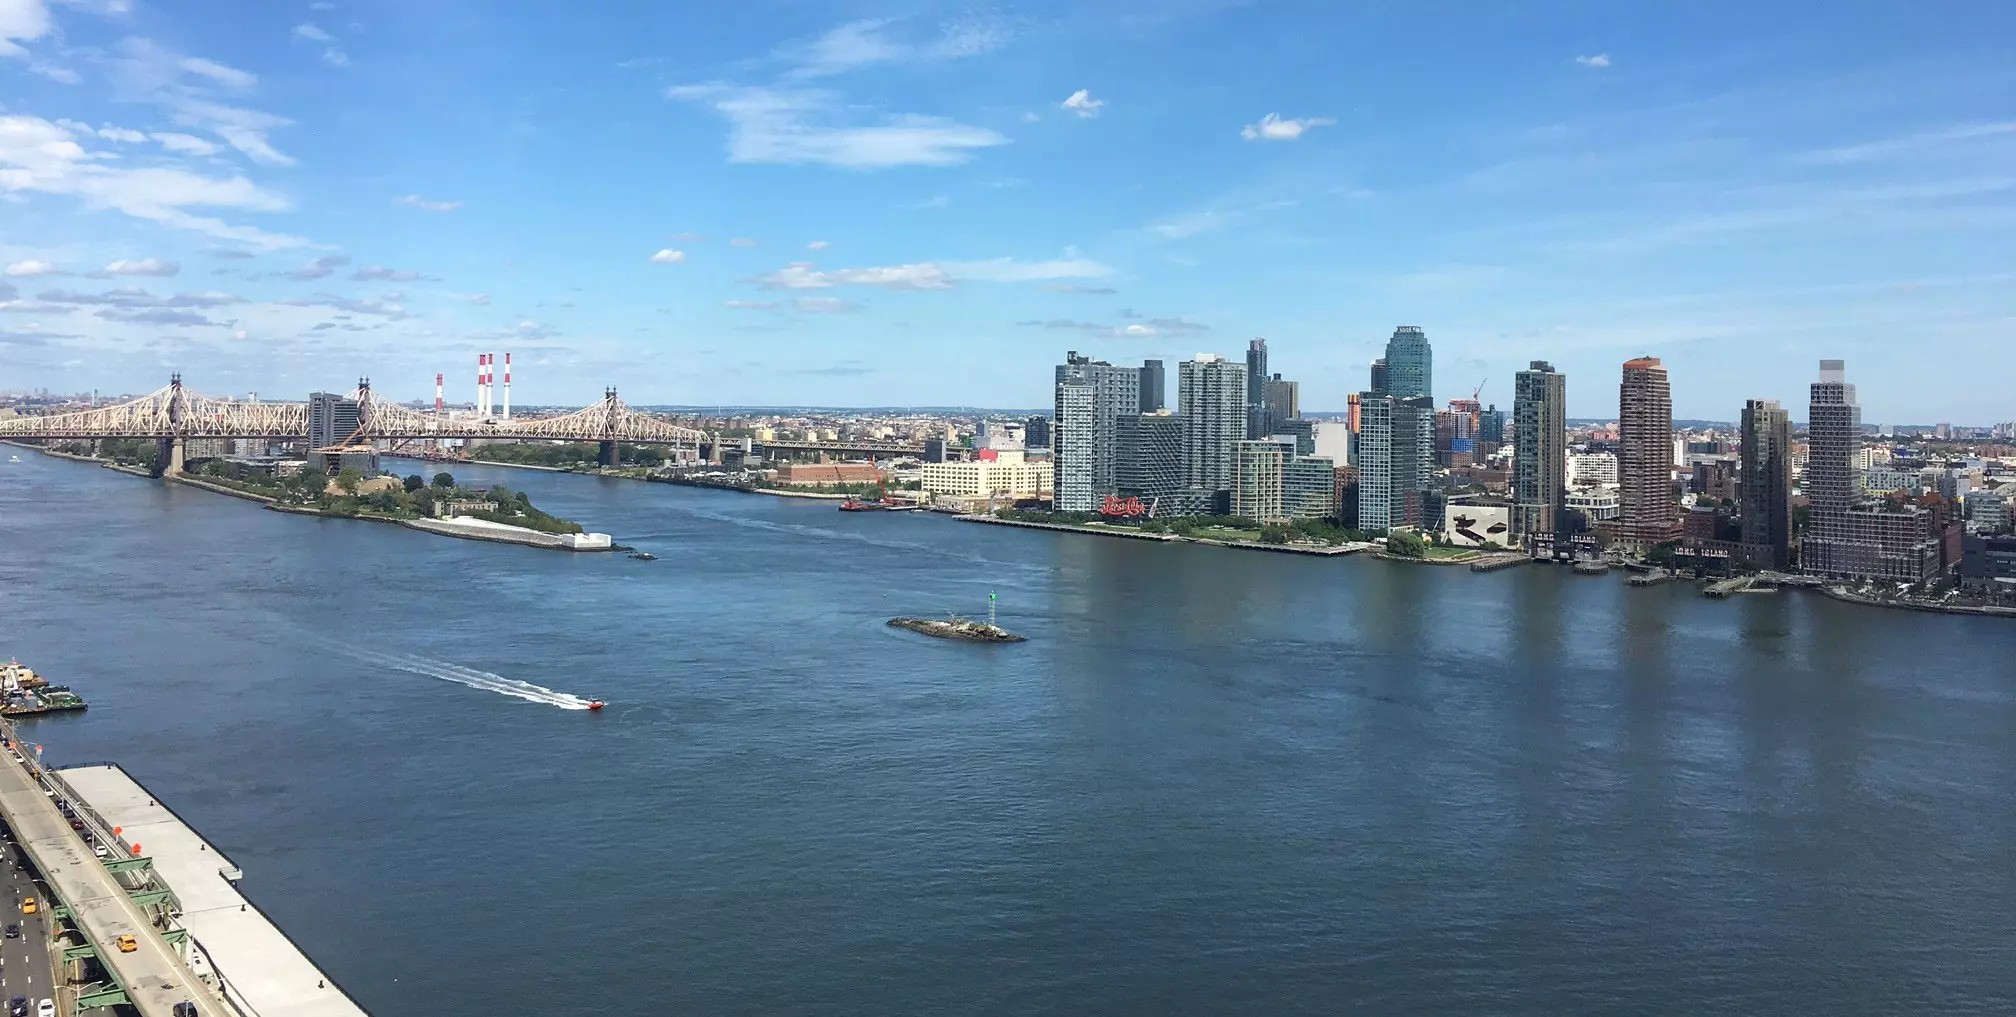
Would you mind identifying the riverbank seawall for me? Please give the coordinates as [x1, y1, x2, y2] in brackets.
[403, 516, 613, 550]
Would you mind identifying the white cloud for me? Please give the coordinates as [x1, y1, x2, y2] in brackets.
[724, 299, 778, 310]
[0, 0, 53, 58]
[806, 240, 829, 250]
[280, 292, 410, 319]
[466, 293, 490, 306]
[667, 83, 1007, 169]
[104, 258, 179, 276]
[351, 265, 429, 282]
[1148, 210, 1233, 239]
[1020, 112, 1040, 124]
[1574, 54, 1611, 68]
[907, 194, 950, 210]
[0, 115, 307, 250]
[671, 231, 707, 242]
[170, 99, 294, 166]
[793, 296, 857, 313]
[97, 126, 147, 144]
[729, 237, 758, 248]
[942, 256, 1110, 283]
[1240, 113, 1335, 141]
[28, 61, 79, 84]
[788, 20, 906, 79]
[36, 287, 243, 309]
[648, 248, 686, 264]
[780, 17, 1006, 80]
[321, 47, 349, 68]
[151, 132, 219, 155]
[107, 40, 296, 167]
[281, 254, 350, 280]
[394, 193, 462, 212]
[1801, 122, 2016, 165]
[1015, 317, 1179, 339]
[292, 23, 332, 42]
[747, 255, 1108, 292]
[5, 260, 58, 277]
[309, 1, 334, 8]
[179, 56, 256, 89]
[749, 261, 949, 291]
[1061, 89, 1104, 118]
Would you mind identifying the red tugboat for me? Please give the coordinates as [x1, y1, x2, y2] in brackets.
[587, 700, 606, 711]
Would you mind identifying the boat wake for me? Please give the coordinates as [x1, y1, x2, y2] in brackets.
[348, 649, 601, 710]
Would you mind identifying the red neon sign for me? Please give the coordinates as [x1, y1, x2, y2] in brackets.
[1099, 495, 1148, 517]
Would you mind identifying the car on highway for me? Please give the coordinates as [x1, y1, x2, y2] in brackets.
[3, 924, 17, 939]
[6, 996, 22, 1017]
[17, 898, 32, 915]
[92, 845, 109, 859]
[33, 1000, 50, 1017]
[174, 1005, 197, 1017]
[116, 934, 137, 953]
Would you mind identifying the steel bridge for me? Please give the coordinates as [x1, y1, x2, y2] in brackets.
[0, 374, 705, 473]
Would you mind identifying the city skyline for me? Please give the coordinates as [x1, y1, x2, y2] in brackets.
[2, 1, 2013, 420]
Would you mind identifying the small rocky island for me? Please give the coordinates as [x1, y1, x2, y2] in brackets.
[888, 617, 1027, 643]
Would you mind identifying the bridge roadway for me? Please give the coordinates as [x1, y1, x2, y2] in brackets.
[0, 749, 224, 1017]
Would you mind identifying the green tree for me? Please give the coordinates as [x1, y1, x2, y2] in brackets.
[432, 472, 457, 489]
[412, 487, 438, 517]
[335, 467, 363, 495]
[1259, 524, 1290, 544]
[1385, 530, 1428, 558]
[403, 474, 425, 493]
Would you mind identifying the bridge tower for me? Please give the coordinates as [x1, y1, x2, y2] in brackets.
[155, 372, 187, 477]
[597, 387, 622, 467]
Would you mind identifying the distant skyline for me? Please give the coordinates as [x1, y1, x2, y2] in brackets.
[2, 0, 2012, 421]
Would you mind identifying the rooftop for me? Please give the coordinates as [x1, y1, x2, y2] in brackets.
[56, 765, 371, 1017]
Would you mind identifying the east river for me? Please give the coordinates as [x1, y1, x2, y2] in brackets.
[2, 452, 2014, 1016]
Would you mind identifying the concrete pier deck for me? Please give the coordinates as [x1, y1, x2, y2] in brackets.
[55, 765, 369, 1017]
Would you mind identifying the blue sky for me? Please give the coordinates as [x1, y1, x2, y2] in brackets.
[1, 0, 2011, 422]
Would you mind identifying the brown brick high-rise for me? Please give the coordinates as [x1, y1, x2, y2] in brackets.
[1616, 357, 1680, 551]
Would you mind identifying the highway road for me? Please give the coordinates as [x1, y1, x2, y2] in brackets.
[0, 838, 54, 1017]
[0, 747, 223, 1017]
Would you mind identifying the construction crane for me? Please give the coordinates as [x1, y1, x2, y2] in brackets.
[1472, 378, 1487, 402]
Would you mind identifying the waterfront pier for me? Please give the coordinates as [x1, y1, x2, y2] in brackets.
[0, 721, 367, 1016]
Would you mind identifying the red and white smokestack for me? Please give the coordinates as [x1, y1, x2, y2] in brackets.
[503, 353, 512, 421]
[475, 354, 485, 416]
[482, 353, 493, 417]
[435, 373, 444, 414]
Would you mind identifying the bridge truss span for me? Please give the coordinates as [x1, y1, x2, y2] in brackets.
[0, 376, 704, 449]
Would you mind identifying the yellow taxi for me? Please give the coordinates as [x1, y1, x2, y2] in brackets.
[116, 934, 137, 953]
[19, 897, 34, 915]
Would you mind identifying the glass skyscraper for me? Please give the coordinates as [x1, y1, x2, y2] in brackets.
[1052, 351, 1140, 513]
[1382, 326, 1432, 401]
[1513, 361, 1567, 546]
[1180, 354, 1248, 499]
[1245, 339, 1269, 438]
[1739, 398, 1793, 570]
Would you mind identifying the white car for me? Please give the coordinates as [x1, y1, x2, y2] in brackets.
[35, 1000, 52, 1017]
[92, 845, 109, 859]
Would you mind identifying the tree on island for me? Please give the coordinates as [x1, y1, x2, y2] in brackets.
[1385, 530, 1429, 558]
[432, 472, 457, 489]
[403, 474, 426, 493]
[336, 466, 363, 495]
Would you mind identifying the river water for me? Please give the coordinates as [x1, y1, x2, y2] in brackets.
[1, 453, 2013, 1016]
